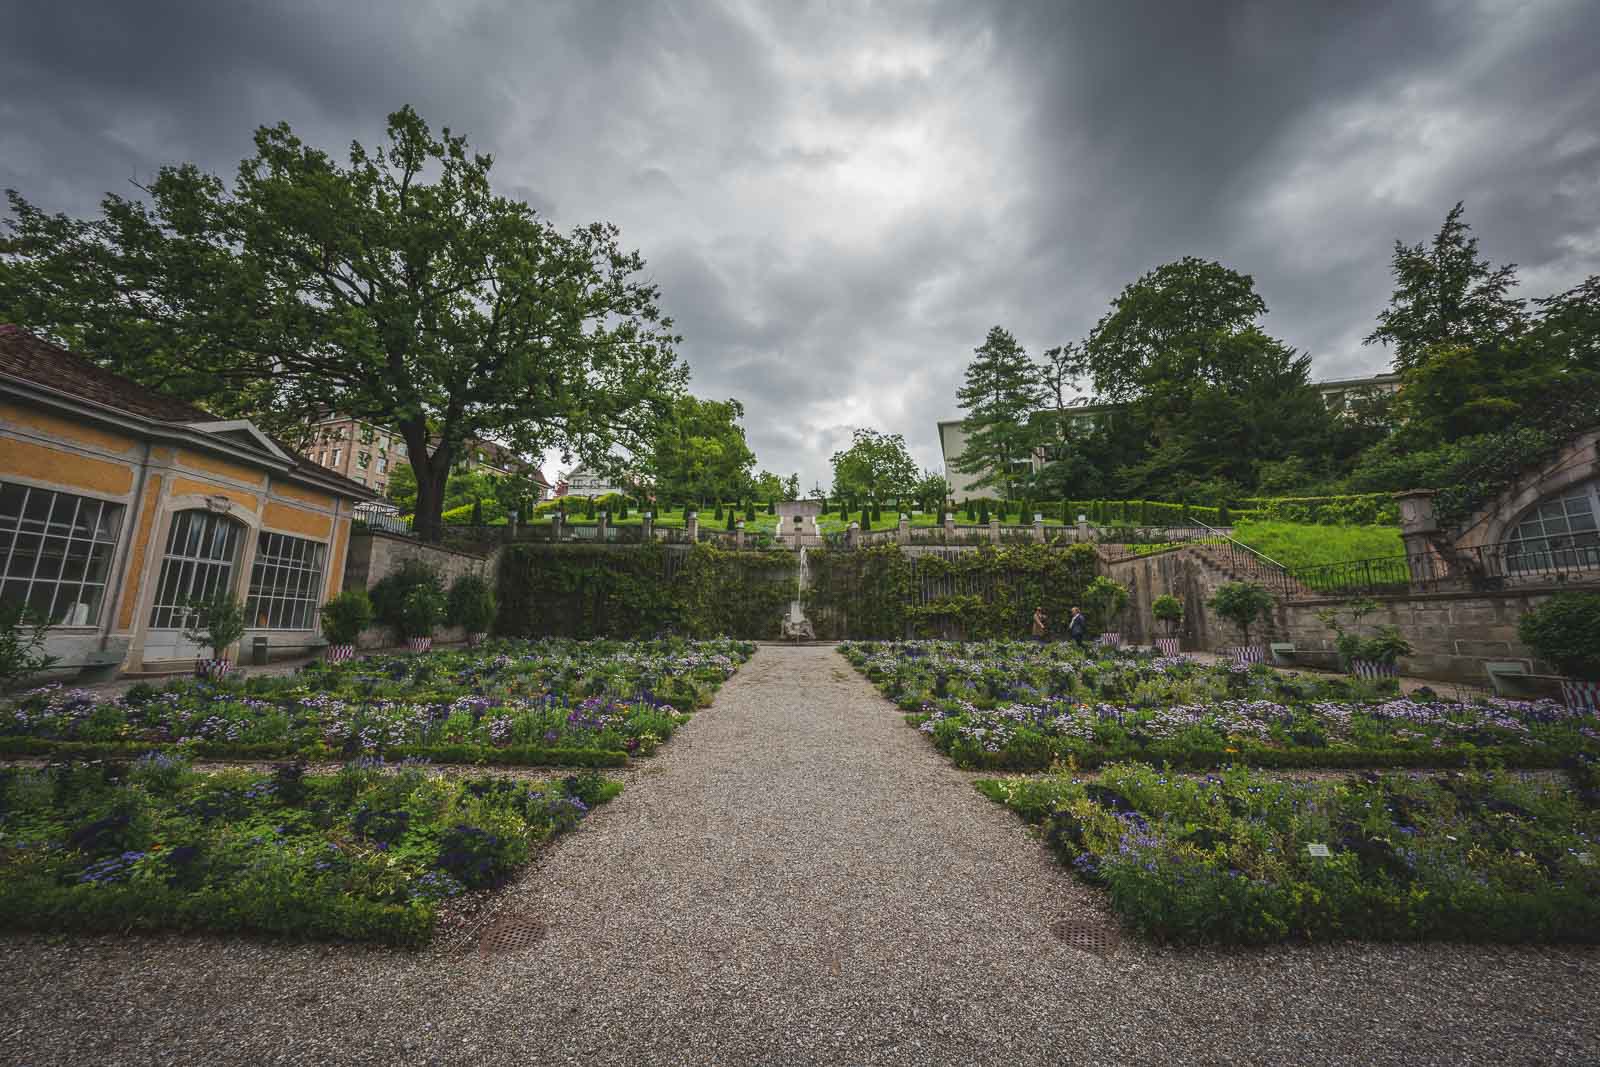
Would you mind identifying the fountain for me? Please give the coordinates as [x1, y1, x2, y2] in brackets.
[776, 501, 819, 640]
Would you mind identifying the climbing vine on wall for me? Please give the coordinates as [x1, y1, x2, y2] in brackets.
[496, 544, 796, 639]
[803, 544, 1099, 639]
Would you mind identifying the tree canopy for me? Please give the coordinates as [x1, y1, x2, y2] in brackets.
[830, 428, 919, 505]
[642, 395, 756, 507]
[953, 326, 1043, 500]
[0, 106, 686, 541]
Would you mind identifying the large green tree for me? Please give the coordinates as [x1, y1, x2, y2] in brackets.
[1064, 259, 1336, 497]
[953, 326, 1043, 499]
[1073, 256, 1268, 404]
[643, 395, 756, 508]
[1365, 201, 1525, 375]
[830, 428, 919, 505]
[0, 106, 686, 541]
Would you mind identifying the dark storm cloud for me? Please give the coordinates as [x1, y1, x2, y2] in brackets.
[4, 0, 1598, 488]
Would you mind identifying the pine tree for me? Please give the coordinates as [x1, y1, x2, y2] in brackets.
[859, 507, 870, 531]
[953, 326, 1044, 500]
[726, 507, 736, 530]
[978, 501, 991, 524]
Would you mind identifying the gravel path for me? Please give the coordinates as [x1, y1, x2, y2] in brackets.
[2, 645, 1595, 1066]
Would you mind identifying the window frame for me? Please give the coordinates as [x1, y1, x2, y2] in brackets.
[244, 530, 329, 631]
[0, 481, 127, 629]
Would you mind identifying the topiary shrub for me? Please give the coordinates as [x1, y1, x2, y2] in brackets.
[1083, 576, 1130, 633]
[1208, 581, 1276, 648]
[320, 589, 374, 645]
[369, 560, 443, 628]
[398, 585, 447, 640]
[1152, 594, 1184, 637]
[182, 593, 246, 660]
[1518, 592, 1600, 681]
[447, 574, 496, 634]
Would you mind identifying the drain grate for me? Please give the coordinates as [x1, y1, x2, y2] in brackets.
[1050, 918, 1121, 957]
[475, 913, 546, 957]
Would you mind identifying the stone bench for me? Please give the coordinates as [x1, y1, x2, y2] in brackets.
[1485, 661, 1565, 700]
[1269, 643, 1341, 668]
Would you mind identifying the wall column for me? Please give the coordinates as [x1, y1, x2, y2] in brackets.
[1395, 489, 1440, 589]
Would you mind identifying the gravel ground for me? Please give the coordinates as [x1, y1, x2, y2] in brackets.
[2, 645, 1596, 1066]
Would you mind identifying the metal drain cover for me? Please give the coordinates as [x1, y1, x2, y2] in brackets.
[475, 913, 546, 956]
[1050, 918, 1121, 956]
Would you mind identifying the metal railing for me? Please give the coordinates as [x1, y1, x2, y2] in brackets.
[1289, 535, 1600, 599]
[1188, 518, 1297, 595]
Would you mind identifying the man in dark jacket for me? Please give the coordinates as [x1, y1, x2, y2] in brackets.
[1068, 605, 1088, 651]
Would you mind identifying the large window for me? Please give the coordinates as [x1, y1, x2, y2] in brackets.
[1506, 480, 1600, 573]
[245, 532, 327, 630]
[0, 483, 124, 626]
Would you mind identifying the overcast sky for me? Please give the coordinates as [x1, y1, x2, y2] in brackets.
[4, 0, 1598, 490]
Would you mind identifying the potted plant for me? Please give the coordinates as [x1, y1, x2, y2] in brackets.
[448, 574, 497, 647]
[1317, 598, 1410, 680]
[1083, 575, 1130, 649]
[1517, 592, 1600, 711]
[1151, 594, 1184, 657]
[399, 584, 446, 653]
[319, 588, 373, 663]
[1207, 581, 1274, 664]
[183, 592, 246, 680]
[1350, 625, 1412, 680]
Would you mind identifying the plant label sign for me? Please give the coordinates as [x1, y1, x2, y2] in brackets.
[1306, 843, 1332, 859]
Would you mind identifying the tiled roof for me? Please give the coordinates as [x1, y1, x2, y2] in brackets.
[0, 325, 375, 499]
[0, 324, 213, 422]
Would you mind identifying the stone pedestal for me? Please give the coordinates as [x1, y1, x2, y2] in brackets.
[596, 509, 608, 542]
[641, 512, 654, 541]
[552, 513, 564, 542]
[845, 521, 859, 549]
[685, 511, 699, 542]
[1033, 514, 1045, 543]
[943, 512, 956, 539]
[1395, 490, 1440, 588]
[735, 520, 746, 550]
[1076, 516, 1090, 543]
[898, 514, 911, 544]
[989, 517, 1000, 544]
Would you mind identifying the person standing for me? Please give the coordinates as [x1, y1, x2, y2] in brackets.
[1068, 605, 1088, 651]
[1032, 605, 1048, 642]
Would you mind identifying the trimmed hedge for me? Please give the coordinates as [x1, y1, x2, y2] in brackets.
[0, 736, 629, 768]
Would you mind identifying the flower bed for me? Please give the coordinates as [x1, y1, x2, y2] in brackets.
[977, 761, 1600, 944]
[2, 638, 754, 766]
[0, 755, 620, 945]
[841, 640, 1599, 770]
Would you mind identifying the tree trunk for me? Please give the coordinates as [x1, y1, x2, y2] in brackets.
[408, 428, 453, 543]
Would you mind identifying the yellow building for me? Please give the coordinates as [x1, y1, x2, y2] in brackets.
[0, 326, 377, 676]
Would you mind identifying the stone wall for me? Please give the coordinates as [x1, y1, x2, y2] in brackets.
[344, 531, 494, 591]
[1104, 544, 1576, 685]
[343, 532, 499, 648]
[1271, 589, 1565, 684]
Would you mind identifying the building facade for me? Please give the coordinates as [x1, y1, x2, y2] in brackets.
[559, 463, 622, 498]
[302, 415, 407, 498]
[1, 326, 375, 676]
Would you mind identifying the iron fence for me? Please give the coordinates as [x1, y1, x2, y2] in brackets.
[1288, 535, 1600, 599]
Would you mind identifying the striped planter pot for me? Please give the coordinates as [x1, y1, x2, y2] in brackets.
[324, 644, 356, 664]
[1561, 679, 1600, 713]
[466, 632, 488, 648]
[1350, 660, 1400, 680]
[194, 658, 232, 681]
[1096, 633, 1122, 649]
[1229, 646, 1265, 665]
[1155, 637, 1182, 657]
[406, 637, 433, 654]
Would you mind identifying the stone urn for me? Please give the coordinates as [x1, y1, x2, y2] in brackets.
[1561, 679, 1600, 713]
[194, 658, 232, 681]
[1350, 659, 1400, 681]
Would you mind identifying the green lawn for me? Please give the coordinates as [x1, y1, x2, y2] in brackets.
[523, 507, 1063, 535]
[1231, 520, 1404, 571]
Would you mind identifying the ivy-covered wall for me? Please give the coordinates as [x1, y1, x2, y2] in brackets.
[497, 544, 796, 639]
[803, 543, 1100, 639]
